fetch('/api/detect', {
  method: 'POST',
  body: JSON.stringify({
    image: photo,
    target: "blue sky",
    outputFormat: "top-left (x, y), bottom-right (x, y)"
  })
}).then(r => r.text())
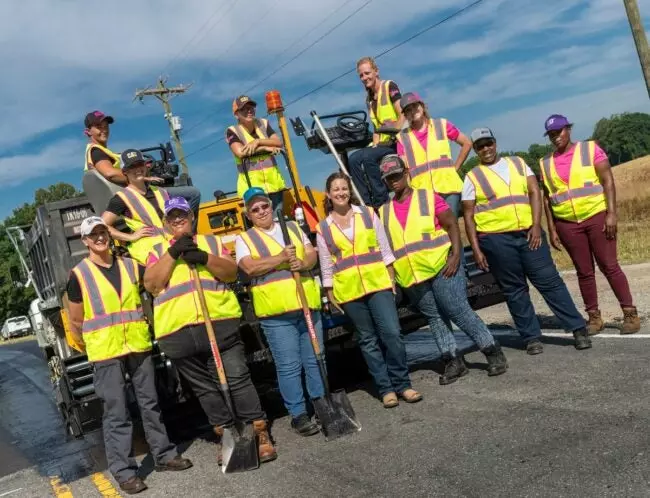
top-left (1, 0), bottom-right (650, 220)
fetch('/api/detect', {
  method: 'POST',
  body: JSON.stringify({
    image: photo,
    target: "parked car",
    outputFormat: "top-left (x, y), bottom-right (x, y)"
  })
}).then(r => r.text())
top-left (2, 315), bottom-right (32, 340)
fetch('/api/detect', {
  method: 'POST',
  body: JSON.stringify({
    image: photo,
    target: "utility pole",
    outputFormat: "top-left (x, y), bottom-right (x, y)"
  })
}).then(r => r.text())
top-left (623, 0), bottom-right (650, 99)
top-left (134, 77), bottom-right (193, 176)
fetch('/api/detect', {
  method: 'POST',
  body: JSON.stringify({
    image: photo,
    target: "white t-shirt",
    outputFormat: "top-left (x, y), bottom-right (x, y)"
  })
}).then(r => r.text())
top-left (461, 158), bottom-right (535, 201)
top-left (235, 222), bottom-right (312, 264)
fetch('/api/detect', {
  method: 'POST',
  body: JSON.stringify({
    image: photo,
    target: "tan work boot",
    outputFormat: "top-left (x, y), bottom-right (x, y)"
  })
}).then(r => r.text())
top-left (587, 310), bottom-right (604, 336)
top-left (252, 420), bottom-right (277, 463)
top-left (213, 426), bottom-right (224, 466)
top-left (621, 307), bottom-right (641, 335)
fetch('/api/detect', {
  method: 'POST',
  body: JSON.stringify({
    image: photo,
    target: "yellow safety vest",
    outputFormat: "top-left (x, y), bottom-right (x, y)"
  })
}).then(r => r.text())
top-left (380, 189), bottom-right (451, 289)
top-left (115, 186), bottom-right (172, 265)
top-left (239, 222), bottom-right (321, 318)
top-left (316, 207), bottom-right (392, 304)
top-left (84, 143), bottom-right (121, 171)
top-left (467, 156), bottom-right (533, 233)
top-left (539, 141), bottom-right (606, 223)
top-left (149, 234), bottom-right (242, 338)
top-left (369, 80), bottom-right (400, 145)
top-left (71, 257), bottom-right (151, 363)
top-left (228, 118), bottom-right (286, 198)
top-left (397, 119), bottom-right (463, 194)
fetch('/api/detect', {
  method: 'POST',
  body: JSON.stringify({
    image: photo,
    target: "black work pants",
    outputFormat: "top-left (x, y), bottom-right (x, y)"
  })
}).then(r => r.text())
top-left (158, 319), bottom-right (265, 427)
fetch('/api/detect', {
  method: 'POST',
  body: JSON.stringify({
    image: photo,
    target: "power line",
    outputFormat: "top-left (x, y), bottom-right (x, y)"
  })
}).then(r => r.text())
top-left (184, 0), bottom-right (485, 159)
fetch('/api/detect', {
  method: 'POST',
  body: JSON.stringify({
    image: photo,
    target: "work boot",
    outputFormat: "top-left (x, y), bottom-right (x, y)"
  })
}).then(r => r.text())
top-left (213, 426), bottom-right (224, 466)
top-left (482, 343), bottom-right (508, 377)
top-left (154, 455), bottom-right (193, 472)
top-left (291, 413), bottom-right (320, 437)
top-left (439, 354), bottom-right (469, 385)
top-left (587, 310), bottom-right (604, 335)
top-left (119, 476), bottom-right (147, 495)
top-left (526, 340), bottom-right (544, 355)
top-left (252, 420), bottom-right (278, 463)
top-left (621, 307), bottom-right (641, 335)
top-left (573, 327), bottom-right (592, 350)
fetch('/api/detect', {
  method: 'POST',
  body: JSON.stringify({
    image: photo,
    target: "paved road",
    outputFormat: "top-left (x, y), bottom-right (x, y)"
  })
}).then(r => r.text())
top-left (0, 330), bottom-right (649, 498)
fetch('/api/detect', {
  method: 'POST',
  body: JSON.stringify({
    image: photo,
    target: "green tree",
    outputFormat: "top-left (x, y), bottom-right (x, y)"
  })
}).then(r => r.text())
top-left (592, 112), bottom-right (650, 165)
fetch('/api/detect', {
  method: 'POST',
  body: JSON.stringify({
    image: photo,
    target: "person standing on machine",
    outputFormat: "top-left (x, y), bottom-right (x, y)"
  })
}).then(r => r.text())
top-left (347, 57), bottom-right (404, 209)
top-left (67, 216), bottom-right (192, 495)
top-left (226, 95), bottom-right (285, 211)
top-left (396, 93), bottom-right (472, 217)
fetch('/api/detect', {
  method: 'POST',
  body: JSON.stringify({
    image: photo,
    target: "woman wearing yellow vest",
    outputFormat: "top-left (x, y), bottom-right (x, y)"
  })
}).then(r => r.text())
top-left (83, 110), bottom-right (127, 184)
top-left (101, 149), bottom-right (170, 265)
top-left (378, 155), bottom-right (508, 384)
top-left (226, 95), bottom-right (285, 211)
top-left (144, 197), bottom-right (277, 465)
top-left (396, 93), bottom-right (472, 217)
top-left (67, 216), bottom-right (192, 494)
top-left (462, 128), bottom-right (591, 354)
top-left (316, 172), bottom-right (422, 408)
top-left (540, 114), bottom-right (639, 335)
top-left (347, 57), bottom-right (405, 208)
top-left (235, 187), bottom-right (324, 437)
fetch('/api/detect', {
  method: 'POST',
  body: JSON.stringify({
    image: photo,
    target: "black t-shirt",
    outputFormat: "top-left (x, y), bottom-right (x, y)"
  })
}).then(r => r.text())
top-left (67, 259), bottom-right (146, 304)
top-left (225, 121), bottom-right (276, 146)
top-left (90, 147), bottom-right (113, 167)
top-left (106, 187), bottom-right (165, 220)
top-left (368, 81), bottom-right (401, 116)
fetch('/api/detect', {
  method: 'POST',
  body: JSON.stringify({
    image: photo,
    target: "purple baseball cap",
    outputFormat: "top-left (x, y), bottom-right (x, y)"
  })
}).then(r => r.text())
top-left (84, 110), bottom-right (114, 128)
top-left (164, 196), bottom-right (191, 215)
top-left (399, 92), bottom-right (424, 110)
top-left (544, 114), bottom-right (573, 135)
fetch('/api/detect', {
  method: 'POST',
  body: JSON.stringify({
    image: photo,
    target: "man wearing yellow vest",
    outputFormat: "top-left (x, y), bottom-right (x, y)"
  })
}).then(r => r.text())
top-left (540, 114), bottom-right (639, 335)
top-left (143, 196), bottom-right (277, 465)
top-left (347, 57), bottom-right (405, 208)
top-left (83, 110), bottom-right (202, 219)
top-left (101, 148), bottom-right (171, 265)
top-left (396, 92), bottom-right (472, 217)
top-left (226, 96), bottom-right (285, 211)
top-left (235, 187), bottom-right (324, 436)
top-left (67, 216), bottom-right (192, 495)
top-left (378, 155), bottom-right (508, 384)
top-left (462, 128), bottom-right (591, 354)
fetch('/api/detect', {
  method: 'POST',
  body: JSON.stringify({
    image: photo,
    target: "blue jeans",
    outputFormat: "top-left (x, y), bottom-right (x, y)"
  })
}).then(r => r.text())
top-left (441, 193), bottom-right (461, 218)
top-left (405, 271), bottom-right (495, 356)
top-left (478, 230), bottom-right (585, 342)
top-left (348, 145), bottom-right (395, 208)
top-left (260, 311), bottom-right (325, 418)
top-left (342, 290), bottom-right (411, 397)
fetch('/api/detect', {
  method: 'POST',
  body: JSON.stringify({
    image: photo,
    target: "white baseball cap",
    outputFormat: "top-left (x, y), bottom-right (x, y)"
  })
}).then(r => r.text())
top-left (79, 216), bottom-right (107, 237)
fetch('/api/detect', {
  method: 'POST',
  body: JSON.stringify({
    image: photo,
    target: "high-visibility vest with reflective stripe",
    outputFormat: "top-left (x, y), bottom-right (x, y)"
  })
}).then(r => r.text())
top-left (239, 222), bottom-right (321, 318)
top-left (115, 186), bottom-right (172, 265)
top-left (380, 189), bottom-right (451, 288)
top-left (84, 143), bottom-right (121, 171)
top-left (150, 235), bottom-right (242, 338)
top-left (539, 141), bottom-right (606, 223)
top-left (369, 80), bottom-right (400, 145)
top-left (467, 156), bottom-right (533, 233)
top-left (397, 119), bottom-right (463, 194)
top-left (316, 207), bottom-right (392, 304)
top-left (228, 118), bottom-right (286, 198)
top-left (71, 257), bottom-right (151, 362)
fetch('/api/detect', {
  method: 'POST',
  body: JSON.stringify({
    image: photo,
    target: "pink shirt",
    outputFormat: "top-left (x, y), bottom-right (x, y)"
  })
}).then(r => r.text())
top-left (552, 142), bottom-right (607, 183)
top-left (396, 120), bottom-right (460, 157)
top-left (392, 192), bottom-right (450, 230)
top-left (316, 206), bottom-right (395, 288)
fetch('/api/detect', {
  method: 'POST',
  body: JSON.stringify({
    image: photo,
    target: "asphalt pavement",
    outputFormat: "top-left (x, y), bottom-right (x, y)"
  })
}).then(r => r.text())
top-left (1, 330), bottom-right (649, 498)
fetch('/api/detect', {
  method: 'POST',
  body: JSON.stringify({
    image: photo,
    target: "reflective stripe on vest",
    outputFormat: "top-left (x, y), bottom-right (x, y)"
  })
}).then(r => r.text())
top-left (117, 186), bottom-right (169, 236)
top-left (370, 80), bottom-right (399, 144)
top-left (84, 143), bottom-right (121, 171)
top-left (540, 141), bottom-right (606, 222)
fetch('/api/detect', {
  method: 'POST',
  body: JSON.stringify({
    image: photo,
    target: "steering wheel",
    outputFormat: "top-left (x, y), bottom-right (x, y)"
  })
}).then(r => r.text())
top-left (337, 115), bottom-right (366, 134)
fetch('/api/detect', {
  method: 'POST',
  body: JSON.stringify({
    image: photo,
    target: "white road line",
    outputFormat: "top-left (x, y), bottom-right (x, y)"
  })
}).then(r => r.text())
top-left (0, 489), bottom-right (24, 497)
top-left (538, 332), bottom-right (650, 339)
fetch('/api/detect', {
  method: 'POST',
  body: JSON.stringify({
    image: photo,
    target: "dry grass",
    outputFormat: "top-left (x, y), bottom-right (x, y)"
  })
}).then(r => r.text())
top-left (459, 155), bottom-right (650, 270)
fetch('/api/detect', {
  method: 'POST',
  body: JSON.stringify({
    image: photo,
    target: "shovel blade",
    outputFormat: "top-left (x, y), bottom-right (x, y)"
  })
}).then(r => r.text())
top-left (221, 423), bottom-right (259, 474)
top-left (313, 389), bottom-right (362, 441)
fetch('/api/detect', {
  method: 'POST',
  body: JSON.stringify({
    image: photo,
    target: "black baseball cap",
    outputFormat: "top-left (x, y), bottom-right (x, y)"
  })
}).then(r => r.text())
top-left (232, 95), bottom-right (257, 113)
top-left (84, 110), bottom-right (114, 128)
top-left (120, 149), bottom-right (146, 170)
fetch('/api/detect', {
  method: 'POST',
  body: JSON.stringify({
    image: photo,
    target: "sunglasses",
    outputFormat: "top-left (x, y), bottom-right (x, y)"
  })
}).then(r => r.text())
top-left (166, 211), bottom-right (190, 223)
top-left (249, 202), bottom-right (271, 215)
top-left (86, 230), bottom-right (109, 242)
top-left (474, 139), bottom-right (495, 151)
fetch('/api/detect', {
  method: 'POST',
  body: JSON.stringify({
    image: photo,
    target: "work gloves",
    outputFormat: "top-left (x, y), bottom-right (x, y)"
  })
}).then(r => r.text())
top-left (182, 249), bottom-right (209, 266)
top-left (167, 234), bottom-right (198, 260)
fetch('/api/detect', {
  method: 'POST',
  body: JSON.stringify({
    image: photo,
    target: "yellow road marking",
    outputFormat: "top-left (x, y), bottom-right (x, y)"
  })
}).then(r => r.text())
top-left (90, 472), bottom-right (122, 497)
top-left (49, 476), bottom-right (73, 498)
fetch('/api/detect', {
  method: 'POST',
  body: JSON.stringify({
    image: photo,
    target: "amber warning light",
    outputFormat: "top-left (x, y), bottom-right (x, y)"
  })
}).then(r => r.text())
top-left (265, 90), bottom-right (284, 114)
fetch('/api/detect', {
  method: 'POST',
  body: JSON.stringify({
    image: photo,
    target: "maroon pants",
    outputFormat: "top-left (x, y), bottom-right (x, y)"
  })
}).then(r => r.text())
top-left (554, 210), bottom-right (634, 312)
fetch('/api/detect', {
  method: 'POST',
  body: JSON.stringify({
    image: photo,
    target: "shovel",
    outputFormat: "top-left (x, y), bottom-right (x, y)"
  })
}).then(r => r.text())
top-left (277, 216), bottom-right (361, 441)
top-left (190, 267), bottom-right (259, 473)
